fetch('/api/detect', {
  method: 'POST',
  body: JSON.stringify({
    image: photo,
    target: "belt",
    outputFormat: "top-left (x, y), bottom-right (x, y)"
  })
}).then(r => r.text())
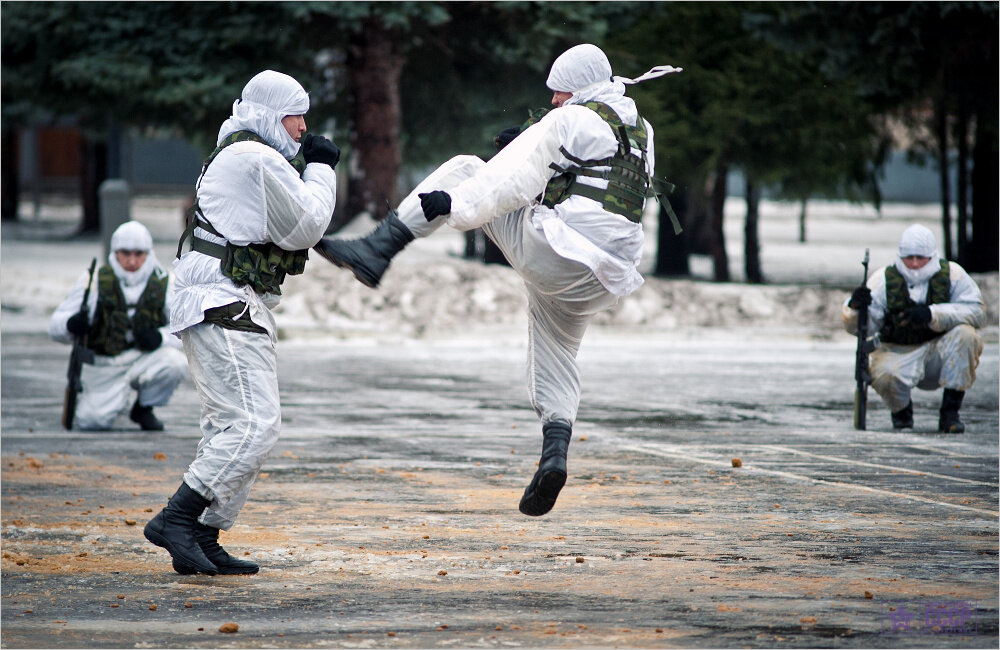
top-left (203, 301), bottom-right (267, 335)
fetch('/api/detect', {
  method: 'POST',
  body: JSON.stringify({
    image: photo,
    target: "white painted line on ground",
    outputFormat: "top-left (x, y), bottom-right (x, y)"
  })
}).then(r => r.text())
top-left (904, 443), bottom-right (983, 459)
top-left (620, 442), bottom-right (998, 517)
top-left (764, 445), bottom-right (998, 487)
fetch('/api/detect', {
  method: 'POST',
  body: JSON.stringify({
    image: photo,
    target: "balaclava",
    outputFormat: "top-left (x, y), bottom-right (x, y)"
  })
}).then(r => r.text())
top-left (109, 221), bottom-right (159, 287)
top-left (217, 70), bottom-right (310, 159)
top-left (894, 224), bottom-right (942, 287)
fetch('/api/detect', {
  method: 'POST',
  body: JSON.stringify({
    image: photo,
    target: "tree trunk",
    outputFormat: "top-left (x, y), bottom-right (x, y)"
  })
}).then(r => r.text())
top-left (80, 136), bottom-right (106, 234)
top-left (483, 237), bottom-right (510, 266)
top-left (744, 176), bottom-right (763, 284)
top-left (935, 100), bottom-right (953, 260)
top-left (708, 164), bottom-right (729, 282)
top-left (347, 18), bottom-right (404, 222)
top-left (968, 66), bottom-right (999, 272)
top-left (955, 104), bottom-right (970, 265)
top-left (654, 190), bottom-right (689, 277)
top-left (1, 129), bottom-right (19, 222)
top-left (798, 197), bottom-right (807, 243)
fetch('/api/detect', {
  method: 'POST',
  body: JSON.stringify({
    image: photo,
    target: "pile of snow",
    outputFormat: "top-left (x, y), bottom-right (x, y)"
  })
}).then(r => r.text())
top-left (276, 252), bottom-right (862, 341)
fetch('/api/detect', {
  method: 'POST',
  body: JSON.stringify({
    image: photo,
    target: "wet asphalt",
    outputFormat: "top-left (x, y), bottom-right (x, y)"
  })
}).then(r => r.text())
top-left (1, 328), bottom-right (997, 649)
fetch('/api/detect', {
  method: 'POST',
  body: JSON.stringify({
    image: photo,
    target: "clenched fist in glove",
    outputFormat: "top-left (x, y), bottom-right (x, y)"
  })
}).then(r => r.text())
top-left (419, 191), bottom-right (452, 221)
top-left (301, 133), bottom-right (341, 170)
top-left (134, 328), bottom-right (163, 352)
top-left (902, 304), bottom-right (932, 326)
top-left (494, 126), bottom-right (521, 151)
top-left (67, 312), bottom-right (90, 337)
top-left (848, 286), bottom-right (872, 310)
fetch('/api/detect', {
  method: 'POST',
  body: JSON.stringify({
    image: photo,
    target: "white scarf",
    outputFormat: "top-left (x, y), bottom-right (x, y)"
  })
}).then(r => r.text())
top-left (109, 249), bottom-right (160, 288)
top-left (893, 252), bottom-right (942, 288)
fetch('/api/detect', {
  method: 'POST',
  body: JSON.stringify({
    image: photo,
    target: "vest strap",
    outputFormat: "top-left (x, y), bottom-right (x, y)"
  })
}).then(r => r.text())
top-left (542, 102), bottom-right (656, 224)
top-left (190, 235), bottom-right (228, 260)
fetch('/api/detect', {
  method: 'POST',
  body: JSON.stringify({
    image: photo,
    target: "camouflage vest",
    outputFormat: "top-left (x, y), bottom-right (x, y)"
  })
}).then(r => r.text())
top-left (879, 260), bottom-right (951, 345)
top-left (542, 102), bottom-right (653, 224)
top-left (88, 265), bottom-right (169, 357)
top-left (176, 130), bottom-right (309, 295)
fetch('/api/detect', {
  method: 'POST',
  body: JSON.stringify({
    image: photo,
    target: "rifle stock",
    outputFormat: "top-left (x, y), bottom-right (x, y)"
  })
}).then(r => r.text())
top-left (61, 258), bottom-right (97, 430)
top-left (853, 249), bottom-right (873, 430)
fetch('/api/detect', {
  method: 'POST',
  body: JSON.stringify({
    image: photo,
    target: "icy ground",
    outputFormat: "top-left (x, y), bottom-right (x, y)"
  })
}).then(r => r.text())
top-left (1, 196), bottom-right (996, 344)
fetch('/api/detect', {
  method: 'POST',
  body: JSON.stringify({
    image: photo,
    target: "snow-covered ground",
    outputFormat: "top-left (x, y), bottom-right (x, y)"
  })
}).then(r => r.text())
top-left (1, 195), bottom-right (996, 344)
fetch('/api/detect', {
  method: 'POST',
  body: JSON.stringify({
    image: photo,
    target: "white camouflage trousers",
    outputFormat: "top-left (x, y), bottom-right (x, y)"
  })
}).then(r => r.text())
top-left (870, 324), bottom-right (984, 412)
top-left (399, 155), bottom-right (619, 425)
top-left (75, 346), bottom-right (187, 430)
top-left (180, 323), bottom-right (280, 530)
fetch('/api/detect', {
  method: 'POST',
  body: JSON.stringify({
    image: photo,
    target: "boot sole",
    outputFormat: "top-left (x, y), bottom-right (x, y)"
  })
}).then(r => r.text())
top-left (519, 470), bottom-right (567, 517)
top-left (144, 525), bottom-right (218, 576)
top-left (340, 262), bottom-right (380, 289)
top-left (173, 559), bottom-right (259, 575)
top-left (314, 244), bottom-right (380, 288)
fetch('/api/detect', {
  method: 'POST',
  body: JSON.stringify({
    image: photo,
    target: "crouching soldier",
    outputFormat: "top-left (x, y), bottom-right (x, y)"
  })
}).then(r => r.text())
top-left (49, 221), bottom-right (187, 431)
top-left (843, 224), bottom-right (985, 432)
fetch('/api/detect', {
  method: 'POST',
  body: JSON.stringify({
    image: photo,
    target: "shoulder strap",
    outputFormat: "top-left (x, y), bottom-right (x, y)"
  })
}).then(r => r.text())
top-left (582, 102), bottom-right (648, 152)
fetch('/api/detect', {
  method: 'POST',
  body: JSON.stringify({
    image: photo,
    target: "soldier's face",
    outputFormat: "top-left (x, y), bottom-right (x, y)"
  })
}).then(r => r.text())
top-left (116, 250), bottom-right (147, 272)
top-left (551, 91), bottom-right (573, 108)
top-left (902, 255), bottom-right (931, 270)
top-left (282, 114), bottom-right (307, 142)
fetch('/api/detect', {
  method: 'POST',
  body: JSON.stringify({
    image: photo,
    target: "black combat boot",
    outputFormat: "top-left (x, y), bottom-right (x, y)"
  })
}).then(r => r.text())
top-left (938, 389), bottom-right (966, 433)
top-left (519, 420), bottom-right (572, 517)
top-left (891, 401), bottom-right (914, 430)
top-left (173, 523), bottom-right (259, 575)
top-left (144, 483), bottom-right (218, 575)
top-left (130, 399), bottom-right (164, 431)
top-left (313, 212), bottom-right (415, 288)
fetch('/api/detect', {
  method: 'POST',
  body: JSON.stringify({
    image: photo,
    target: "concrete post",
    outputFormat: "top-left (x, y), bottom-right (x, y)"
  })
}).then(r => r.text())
top-left (99, 179), bottom-right (130, 258)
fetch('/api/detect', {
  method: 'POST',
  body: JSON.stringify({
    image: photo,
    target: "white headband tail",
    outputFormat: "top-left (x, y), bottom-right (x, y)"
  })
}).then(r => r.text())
top-left (616, 65), bottom-right (683, 86)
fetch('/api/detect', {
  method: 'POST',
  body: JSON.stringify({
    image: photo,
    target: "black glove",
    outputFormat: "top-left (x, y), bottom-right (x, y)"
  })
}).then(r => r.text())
top-left (903, 304), bottom-right (932, 326)
top-left (134, 328), bottom-right (162, 352)
top-left (67, 312), bottom-right (90, 337)
top-left (301, 133), bottom-right (341, 169)
top-left (419, 191), bottom-right (452, 221)
top-left (848, 286), bottom-right (872, 310)
top-left (494, 126), bottom-right (521, 151)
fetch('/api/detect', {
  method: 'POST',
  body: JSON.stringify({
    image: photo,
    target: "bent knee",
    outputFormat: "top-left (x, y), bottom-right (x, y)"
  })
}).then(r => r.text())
top-left (943, 324), bottom-right (984, 352)
top-left (446, 154), bottom-right (486, 176)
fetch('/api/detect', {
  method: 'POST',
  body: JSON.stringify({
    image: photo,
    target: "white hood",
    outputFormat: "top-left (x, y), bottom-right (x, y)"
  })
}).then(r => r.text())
top-left (893, 224), bottom-right (941, 287)
top-left (108, 220), bottom-right (160, 287)
top-left (217, 70), bottom-right (309, 158)
top-left (546, 43), bottom-right (681, 113)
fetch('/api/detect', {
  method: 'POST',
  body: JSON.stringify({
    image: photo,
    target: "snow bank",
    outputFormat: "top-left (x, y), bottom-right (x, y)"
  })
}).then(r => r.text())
top-left (276, 255), bottom-right (865, 341)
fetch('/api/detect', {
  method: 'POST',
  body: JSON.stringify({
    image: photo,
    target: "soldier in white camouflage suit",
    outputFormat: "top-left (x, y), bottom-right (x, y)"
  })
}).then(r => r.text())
top-left (843, 224), bottom-right (985, 432)
top-left (314, 45), bottom-right (679, 517)
top-left (144, 70), bottom-right (340, 576)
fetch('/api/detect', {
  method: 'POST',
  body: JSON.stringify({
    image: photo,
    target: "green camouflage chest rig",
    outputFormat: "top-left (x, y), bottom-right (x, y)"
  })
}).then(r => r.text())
top-left (541, 102), bottom-right (679, 233)
top-left (176, 131), bottom-right (309, 295)
top-left (880, 260), bottom-right (950, 345)
top-left (88, 265), bottom-right (169, 356)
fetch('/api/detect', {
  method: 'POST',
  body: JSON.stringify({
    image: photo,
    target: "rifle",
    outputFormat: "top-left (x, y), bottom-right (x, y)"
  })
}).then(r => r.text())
top-left (853, 248), bottom-right (875, 430)
top-left (61, 258), bottom-right (97, 430)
